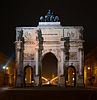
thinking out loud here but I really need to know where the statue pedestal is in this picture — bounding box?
[38,22,61,27]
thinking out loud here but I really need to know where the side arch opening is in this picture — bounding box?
[65,65,76,87]
[24,65,34,87]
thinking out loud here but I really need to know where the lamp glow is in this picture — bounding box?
[88,67,90,70]
[3,66,6,69]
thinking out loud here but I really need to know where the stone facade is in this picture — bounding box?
[15,11,84,87]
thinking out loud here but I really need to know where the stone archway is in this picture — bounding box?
[65,65,76,87]
[41,52,58,85]
[24,65,34,87]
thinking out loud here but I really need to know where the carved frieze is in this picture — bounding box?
[70,40,83,47]
[43,41,60,44]
[23,30,37,42]
[25,41,36,45]
[66,30,80,40]
[24,53,34,60]
[24,32,32,40]
[69,52,77,60]
[67,32,75,38]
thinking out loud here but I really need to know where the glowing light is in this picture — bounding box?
[73,73,75,75]
[3,66,6,69]
[50,76,58,82]
[3,66,8,70]
[73,78,75,81]
[88,67,90,70]
[42,77,48,82]
[6,67,8,70]
[47,81,50,84]
[31,81,34,83]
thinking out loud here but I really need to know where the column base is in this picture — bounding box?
[16,76,23,87]
[58,75,65,87]
[34,75,40,86]
[76,75,84,87]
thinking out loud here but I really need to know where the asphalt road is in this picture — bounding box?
[0,87,97,100]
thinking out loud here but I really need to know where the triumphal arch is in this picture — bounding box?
[15,10,84,87]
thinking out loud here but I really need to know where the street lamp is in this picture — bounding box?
[88,67,90,70]
[3,65,8,86]
[3,66,6,70]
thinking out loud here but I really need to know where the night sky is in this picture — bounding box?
[0,0,97,57]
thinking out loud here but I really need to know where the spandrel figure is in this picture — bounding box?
[18,29,23,41]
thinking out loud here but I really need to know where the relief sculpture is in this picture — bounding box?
[24,53,34,60]
[69,52,77,60]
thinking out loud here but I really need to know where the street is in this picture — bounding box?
[0,87,97,100]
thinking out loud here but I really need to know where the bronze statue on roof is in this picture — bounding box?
[40,10,59,22]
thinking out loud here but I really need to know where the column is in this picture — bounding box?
[34,29,43,86]
[79,48,84,75]
[35,48,39,75]
[58,37,65,86]
[59,48,65,86]
[77,47,84,87]
[16,40,24,87]
[60,48,64,75]
[34,48,39,86]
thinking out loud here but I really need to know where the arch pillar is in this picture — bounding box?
[58,48,65,86]
[76,48,84,87]
[34,48,40,86]
[15,40,24,87]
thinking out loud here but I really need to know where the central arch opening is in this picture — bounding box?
[41,52,58,85]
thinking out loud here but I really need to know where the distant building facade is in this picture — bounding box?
[15,10,84,87]
[84,47,97,87]
[0,53,16,86]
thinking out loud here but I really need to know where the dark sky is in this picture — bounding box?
[0,0,97,57]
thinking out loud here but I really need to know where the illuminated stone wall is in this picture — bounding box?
[15,22,84,87]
